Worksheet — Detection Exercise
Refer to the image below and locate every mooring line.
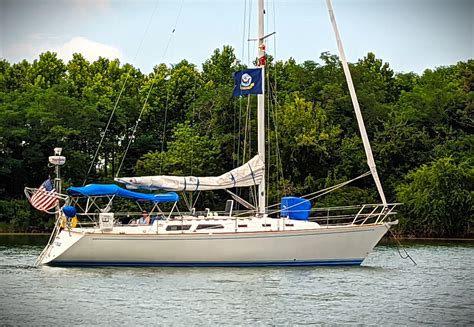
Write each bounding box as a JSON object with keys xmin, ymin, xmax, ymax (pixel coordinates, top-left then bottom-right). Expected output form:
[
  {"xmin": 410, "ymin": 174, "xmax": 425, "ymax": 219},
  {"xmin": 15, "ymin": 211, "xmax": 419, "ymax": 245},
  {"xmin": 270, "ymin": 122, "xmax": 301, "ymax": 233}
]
[{"xmin": 389, "ymin": 228, "xmax": 417, "ymax": 266}]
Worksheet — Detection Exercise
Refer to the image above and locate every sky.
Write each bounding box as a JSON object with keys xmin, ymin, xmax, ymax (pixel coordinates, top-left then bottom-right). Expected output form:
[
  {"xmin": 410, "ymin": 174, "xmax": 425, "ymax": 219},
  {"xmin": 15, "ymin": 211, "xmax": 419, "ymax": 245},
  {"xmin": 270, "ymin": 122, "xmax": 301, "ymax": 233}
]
[{"xmin": 1, "ymin": 0, "xmax": 472, "ymax": 74}]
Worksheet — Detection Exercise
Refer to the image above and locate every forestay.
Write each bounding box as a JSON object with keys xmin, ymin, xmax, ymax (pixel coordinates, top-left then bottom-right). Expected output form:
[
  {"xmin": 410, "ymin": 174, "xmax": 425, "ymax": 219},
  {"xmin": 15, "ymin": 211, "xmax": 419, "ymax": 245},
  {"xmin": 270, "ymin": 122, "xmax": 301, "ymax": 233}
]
[{"xmin": 115, "ymin": 155, "xmax": 264, "ymax": 192}]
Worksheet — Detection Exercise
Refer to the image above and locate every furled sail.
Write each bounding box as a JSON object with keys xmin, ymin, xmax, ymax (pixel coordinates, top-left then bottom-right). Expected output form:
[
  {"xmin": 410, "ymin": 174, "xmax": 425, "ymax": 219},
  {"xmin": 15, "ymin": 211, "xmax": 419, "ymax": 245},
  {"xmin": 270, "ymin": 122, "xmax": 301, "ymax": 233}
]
[{"xmin": 115, "ymin": 155, "xmax": 264, "ymax": 192}]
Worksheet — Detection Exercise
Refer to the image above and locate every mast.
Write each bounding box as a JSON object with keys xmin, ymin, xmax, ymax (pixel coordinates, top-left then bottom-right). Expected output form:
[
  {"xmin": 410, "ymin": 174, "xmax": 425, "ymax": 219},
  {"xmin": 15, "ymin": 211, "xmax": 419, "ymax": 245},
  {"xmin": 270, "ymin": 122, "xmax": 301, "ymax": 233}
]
[
  {"xmin": 325, "ymin": 0, "xmax": 388, "ymax": 207},
  {"xmin": 257, "ymin": 0, "xmax": 266, "ymax": 215}
]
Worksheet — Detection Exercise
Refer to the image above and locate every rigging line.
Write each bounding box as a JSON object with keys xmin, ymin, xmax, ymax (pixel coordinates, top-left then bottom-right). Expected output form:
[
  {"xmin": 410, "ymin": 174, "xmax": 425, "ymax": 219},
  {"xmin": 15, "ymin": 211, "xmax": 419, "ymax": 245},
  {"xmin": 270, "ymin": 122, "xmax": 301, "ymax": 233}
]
[
  {"xmin": 240, "ymin": 97, "xmax": 256, "ymax": 208},
  {"xmin": 264, "ymin": 0, "xmax": 267, "ymax": 29},
  {"xmin": 264, "ymin": 171, "xmax": 372, "ymax": 210},
  {"xmin": 266, "ymin": 0, "xmax": 275, "ymax": 200},
  {"xmin": 388, "ymin": 228, "xmax": 417, "ymax": 266},
  {"xmin": 272, "ymin": 0, "xmax": 276, "ymax": 39},
  {"xmin": 248, "ymin": 95, "xmax": 253, "ymax": 161},
  {"xmin": 266, "ymin": 74, "xmax": 283, "ymax": 194},
  {"xmin": 237, "ymin": 0, "xmax": 249, "ymax": 170},
  {"xmin": 247, "ymin": 0, "xmax": 253, "ymax": 65},
  {"xmin": 232, "ymin": 98, "xmax": 236, "ymax": 168},
  {"xmin": 161, "ymin": 0, "xmax": 185, "ymax": 60},
  {"xmin": 83, "ymin": 67, "xmax": 129, "ymax": 184},
  {"xmin": 181, "ymin": 192, "xmax": 192, "ymax": 211},
  {"xmin": 190, "ymin": 71, "xmax": 197, "ymax": 176},
  {"xmin": 241, "ymin": 0, "xmax": 248, "ymax": 65},
  {"xmin": 159, "ymin": 81, "xmax": 171, "ymax": 175},
  {"xmin": 266, "ymin": 66, "xmax": 271, "ymax": 202},
  {"xmin": 271, "ymin": 0, "xmax": 284, "ymax": 191},
  {"xmin": 188, "ymin": 71, "xmax": 198, "ymax": 208},
  {"xmin": 116, "ymin": 0, "xmax": 184, "ymax": 178},
  {"xmin": 269, "ymin": 82, "xmax": 284, "ymax": 183},
  {"xmin": 235, "ymin": 97, "xmax": 243, "ymax": 211},
  {"xmin": 267, "ymin": 179, "xmax": 365, "ymax": 216},
  {"xmin": 235, "ymin": 0, "xmax": 245, "ymax": 170},
  {"xmin": 236, "ymin": 100, "xmax": 242, "ymax": 210},
  {"xmin": 192, "ymin": 190, "xmax": 201, "ymax": 209},
  {"xmin": 83, "ymin": 0, "xmax": 161, "ymax": 185},
  {"xmin": 242, "ymin": 96, "xmax": 251, "ymax": 163},
  {"xmin": 116, "ymin": 72, "xmax": 159, "ymax": 178},
  {"xmin": 156, "ymin": 0, "xmax": 185, "ymax": 175},
  {"xmin": 273, "ymin": 88, "xmax": 285, "ymax": 191},
  {"xmin": 233, "ymin": 97, "xmax": 237, "ymax": 168},
  {"xmin": 268, "ymin": 90, "xmax": 281, "ymax": 197},
  {"xmin": 237, "ymin": 98, "xmax": 242, "ymax": 167},
  {"xmin": 301, "ymin": 171, "xmax": 371, "ymax": 199}
]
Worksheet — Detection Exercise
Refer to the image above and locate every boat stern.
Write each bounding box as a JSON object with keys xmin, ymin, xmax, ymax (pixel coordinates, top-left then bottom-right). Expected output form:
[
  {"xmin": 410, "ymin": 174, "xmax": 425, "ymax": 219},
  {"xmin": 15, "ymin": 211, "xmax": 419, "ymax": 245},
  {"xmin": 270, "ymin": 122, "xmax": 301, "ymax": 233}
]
[{"xmin": 37, "ymin": 229, "xmax": 84, "ymax": 265}]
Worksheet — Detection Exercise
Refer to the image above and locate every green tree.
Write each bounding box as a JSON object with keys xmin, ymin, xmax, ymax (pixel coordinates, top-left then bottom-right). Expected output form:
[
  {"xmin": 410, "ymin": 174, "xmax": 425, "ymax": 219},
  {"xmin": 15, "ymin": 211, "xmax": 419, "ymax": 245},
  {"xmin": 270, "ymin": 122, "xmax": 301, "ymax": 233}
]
[
  {"xmin": 198, "ymin": 46, "xmax": 242, "ymax": 169},
  {"xmin": 66, "ymin": 53, "xmax": 92, "ymax": 97},
  {"xmin": 276, "ymin": 95, "xmax": 341, "ymax": 190},
  {"xmin": 374, "ymin": 120, "xmax": 433, "ymax": 198},
  {"xmin": 30, "ymin": 51, "xmax": 66, "ymax": 88},
  {"xmin": 3, "ymin": 60, "xmax": 32, "ymax": 91},
  {"xmin": 396, "ymin": 64, "xmax": 470, "ymax": 135},
  {"xmin": 396, "ymin": 158, "xmax": 473, "ymax": 237},
  {"xmin": 136, "ymin": 121, "xmax": 220, "ymax": 177},
  {"xmin": 350, "ymin": 52, "xmax": 396, "ymax": 132}
]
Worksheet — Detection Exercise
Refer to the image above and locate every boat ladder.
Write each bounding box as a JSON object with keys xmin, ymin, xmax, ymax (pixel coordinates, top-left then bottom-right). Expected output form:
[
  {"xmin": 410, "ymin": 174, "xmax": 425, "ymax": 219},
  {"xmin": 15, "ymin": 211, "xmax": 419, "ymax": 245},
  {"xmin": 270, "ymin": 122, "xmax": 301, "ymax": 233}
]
[{"xmin": 35, "ymin": 215, "xmax": 62, "ymax": 266}]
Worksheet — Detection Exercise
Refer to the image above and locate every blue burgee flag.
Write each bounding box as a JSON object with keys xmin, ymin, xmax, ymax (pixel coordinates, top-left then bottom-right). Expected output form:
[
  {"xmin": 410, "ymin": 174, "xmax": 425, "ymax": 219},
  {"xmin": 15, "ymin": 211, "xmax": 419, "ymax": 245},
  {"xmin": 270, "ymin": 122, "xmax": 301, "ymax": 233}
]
[{"xmin": 232, "ymin": 68, "xmax": 263, "ymax": 97}]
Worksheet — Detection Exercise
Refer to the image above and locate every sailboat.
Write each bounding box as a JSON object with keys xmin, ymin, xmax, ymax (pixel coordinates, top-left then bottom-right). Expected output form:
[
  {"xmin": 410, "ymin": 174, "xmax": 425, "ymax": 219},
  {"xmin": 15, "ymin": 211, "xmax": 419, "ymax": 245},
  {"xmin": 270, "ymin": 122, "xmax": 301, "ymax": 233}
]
[{"xmin": 26, "ymin": 0, "xmax": 399, "ymax": 267}]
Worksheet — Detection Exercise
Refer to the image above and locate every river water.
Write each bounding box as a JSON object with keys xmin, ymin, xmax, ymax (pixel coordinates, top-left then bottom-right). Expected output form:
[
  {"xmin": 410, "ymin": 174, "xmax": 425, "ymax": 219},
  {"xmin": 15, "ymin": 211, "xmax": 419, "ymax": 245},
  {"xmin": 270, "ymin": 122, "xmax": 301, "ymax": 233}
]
[{"xmin": 0, "ymin": 235, "xmax": 472, "ymax": 325}]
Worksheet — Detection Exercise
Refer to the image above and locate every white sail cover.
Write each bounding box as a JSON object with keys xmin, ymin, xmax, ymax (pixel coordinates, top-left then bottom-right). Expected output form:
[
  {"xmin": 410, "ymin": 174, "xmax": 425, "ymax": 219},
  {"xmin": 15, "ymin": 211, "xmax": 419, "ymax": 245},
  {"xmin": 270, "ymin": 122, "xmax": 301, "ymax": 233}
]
[{"xmin": 115, "ymin": 155, "xmax": 264, "ymax": 192}]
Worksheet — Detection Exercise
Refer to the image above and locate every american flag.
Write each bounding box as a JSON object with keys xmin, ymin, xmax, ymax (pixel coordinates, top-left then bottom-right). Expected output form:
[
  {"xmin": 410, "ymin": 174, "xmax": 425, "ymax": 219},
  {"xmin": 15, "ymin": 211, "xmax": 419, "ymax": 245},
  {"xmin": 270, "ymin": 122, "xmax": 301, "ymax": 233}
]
[{"xmin": 30, "ymin": 179, "xmax": 59, "ymax": 212}]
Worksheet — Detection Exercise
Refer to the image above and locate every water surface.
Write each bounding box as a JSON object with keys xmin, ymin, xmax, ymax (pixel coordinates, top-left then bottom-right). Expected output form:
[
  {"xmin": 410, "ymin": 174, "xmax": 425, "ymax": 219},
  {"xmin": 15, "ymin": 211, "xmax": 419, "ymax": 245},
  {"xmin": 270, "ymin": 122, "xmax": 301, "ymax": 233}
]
[{"xmin": 1, "ymin": 235, "xmax": 472, "ymax": 325}]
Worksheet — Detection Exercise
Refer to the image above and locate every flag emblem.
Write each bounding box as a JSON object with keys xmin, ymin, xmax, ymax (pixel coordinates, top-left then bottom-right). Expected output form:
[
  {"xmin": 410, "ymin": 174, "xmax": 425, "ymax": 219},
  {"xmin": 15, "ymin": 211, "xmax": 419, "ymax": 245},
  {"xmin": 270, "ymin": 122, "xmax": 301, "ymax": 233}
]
[
  {"xmin": 232, "ymin": 68, "xmax": 263, "ymax": 96},
  {"xmin": 240, "ymin": 73, "xmax": 253, "ymax": 89},
  {"xmin": 29, "ymin": 179, "xmax": 59, "ymax": 212}
]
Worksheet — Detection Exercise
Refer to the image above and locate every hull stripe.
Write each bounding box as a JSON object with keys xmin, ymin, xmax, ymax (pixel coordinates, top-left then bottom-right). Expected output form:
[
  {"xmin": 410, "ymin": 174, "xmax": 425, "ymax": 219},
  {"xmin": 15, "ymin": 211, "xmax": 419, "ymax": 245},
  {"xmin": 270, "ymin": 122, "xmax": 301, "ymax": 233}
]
[
  {"xmin": 47, "ymin": 259, "xmax": 364, "ymax": 267},
  {"xmin": 89, "ymin": 228, "xmax": 378, "ymax": 241}
]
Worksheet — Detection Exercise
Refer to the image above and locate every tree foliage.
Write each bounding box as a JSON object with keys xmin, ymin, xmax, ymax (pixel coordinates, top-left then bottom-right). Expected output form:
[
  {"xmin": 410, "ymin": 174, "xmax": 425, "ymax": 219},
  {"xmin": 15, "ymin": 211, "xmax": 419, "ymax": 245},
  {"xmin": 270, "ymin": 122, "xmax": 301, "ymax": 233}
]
[
  {"xmin": 396, "ymin": 158, "xmax": 473, "ymax": 237},
  {"xmin": 0, "ymin": 48, "xmax": 471, "ymax": 236},
  {"xmin": 136, "ymin": 121, "xmax": 219, "ymax": 176}
]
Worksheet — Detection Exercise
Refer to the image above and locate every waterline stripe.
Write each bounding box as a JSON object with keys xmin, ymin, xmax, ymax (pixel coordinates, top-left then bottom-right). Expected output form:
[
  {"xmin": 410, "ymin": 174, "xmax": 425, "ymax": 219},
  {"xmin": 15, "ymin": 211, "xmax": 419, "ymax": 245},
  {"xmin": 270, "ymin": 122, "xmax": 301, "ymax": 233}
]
[{"xmin": 48, "ymin": 259, "xmax": 364, "ymax": 267}]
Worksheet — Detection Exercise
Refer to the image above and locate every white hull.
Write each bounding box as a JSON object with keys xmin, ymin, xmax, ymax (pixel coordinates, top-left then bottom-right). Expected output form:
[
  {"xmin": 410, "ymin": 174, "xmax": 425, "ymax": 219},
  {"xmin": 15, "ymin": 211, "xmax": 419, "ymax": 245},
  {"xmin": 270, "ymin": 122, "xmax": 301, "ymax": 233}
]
[{"xmin": 40, "ymin": 222, "xmax": 391, "ymax": 267}]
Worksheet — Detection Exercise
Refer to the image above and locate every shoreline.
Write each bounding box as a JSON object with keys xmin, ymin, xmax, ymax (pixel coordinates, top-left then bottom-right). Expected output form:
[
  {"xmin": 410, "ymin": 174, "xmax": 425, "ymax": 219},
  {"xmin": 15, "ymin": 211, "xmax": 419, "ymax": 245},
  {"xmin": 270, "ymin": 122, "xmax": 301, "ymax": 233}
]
[
  {"xmin": 0, "ymin": 232, "xmax": 51, "ymax": 236},
  {"xmin": 381, "ymin": 237, "xmax": 474, "ymax": 242}
]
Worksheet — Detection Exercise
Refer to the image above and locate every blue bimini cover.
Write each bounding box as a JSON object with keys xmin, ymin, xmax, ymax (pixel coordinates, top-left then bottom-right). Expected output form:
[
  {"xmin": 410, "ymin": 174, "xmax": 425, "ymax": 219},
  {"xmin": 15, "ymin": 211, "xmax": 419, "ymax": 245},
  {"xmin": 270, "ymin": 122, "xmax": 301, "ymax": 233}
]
[
  {"xmin": 281, "ymin": 196, "xmax": 312, "ymax": 220},
  {"xmin": 67, "ymin": 184, "xmax": 179, "ymax": 203}
]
